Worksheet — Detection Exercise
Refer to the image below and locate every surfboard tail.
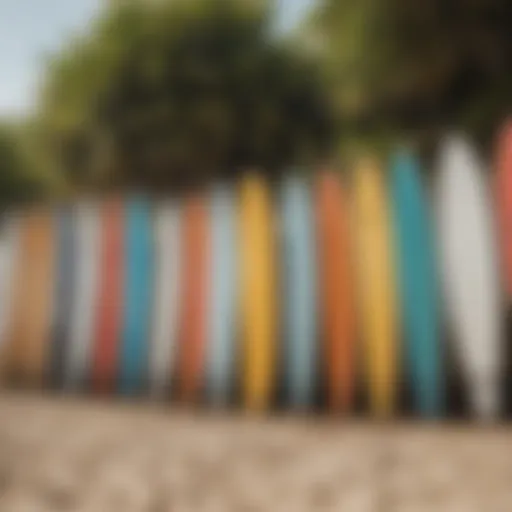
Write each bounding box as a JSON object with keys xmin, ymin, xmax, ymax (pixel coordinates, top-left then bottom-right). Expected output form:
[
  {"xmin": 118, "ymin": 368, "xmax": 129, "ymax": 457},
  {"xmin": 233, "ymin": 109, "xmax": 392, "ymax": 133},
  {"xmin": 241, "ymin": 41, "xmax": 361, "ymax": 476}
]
[{"xmin": 470, "ymin": 373, "xmax": 500, "ymax": 420}]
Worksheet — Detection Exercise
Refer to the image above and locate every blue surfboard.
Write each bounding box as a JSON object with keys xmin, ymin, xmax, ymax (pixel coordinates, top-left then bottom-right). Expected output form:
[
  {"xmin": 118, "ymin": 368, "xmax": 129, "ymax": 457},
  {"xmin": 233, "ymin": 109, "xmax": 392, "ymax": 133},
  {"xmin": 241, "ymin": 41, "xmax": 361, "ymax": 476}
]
[
  {"xmin": 50, "ymin": 207, "xmax": 75, "ymax": 389},
  {"xmin": 119, "ymin": 199, "xmax": 153, "ymax": 394},
  {"xmin": 391, "ymin": 151, "xmax": 442, "ymax": 417},
  {"xmin": 281, "ymin": 174, "xmax": 317, "ymax": 409},
  {"xmin": 207, "ymin": 185, "xmax": 237, "ymax": 405}
]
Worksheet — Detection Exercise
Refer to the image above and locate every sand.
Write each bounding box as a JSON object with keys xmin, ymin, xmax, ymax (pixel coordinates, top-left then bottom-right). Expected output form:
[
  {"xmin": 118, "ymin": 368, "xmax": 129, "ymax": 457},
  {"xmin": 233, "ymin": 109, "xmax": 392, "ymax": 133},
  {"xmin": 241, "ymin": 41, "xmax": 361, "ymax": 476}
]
[{"xmin": 0, "ymin": 392, "xmax": 511, "ymax": 511}]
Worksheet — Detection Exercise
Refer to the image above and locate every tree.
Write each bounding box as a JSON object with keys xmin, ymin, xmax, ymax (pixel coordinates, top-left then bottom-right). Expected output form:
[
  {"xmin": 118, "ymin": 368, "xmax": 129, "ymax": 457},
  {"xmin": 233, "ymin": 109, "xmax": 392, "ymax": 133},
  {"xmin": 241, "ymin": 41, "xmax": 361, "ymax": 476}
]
[
  {"xmin": 311, "ymin": 0, "xmax": 512, "ymax": 152},
  {"xmin": 39, "ymin": 0, "xmax": 334, "ymax": 192},
  {"xmin": 0, "ymin": 124, "xmax": 58, "ymax": 206}
]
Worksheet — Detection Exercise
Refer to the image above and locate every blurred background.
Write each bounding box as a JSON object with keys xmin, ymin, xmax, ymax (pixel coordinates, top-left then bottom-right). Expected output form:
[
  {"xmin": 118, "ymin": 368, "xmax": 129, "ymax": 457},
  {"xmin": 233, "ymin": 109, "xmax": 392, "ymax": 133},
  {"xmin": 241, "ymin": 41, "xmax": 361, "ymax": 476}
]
[
  {"xmin": 1, "ymin": 0, "xmax": 511, "ymax": 204},
  {"xmin": 1, "ymin": 2, "xmax": 512, "ymax": 510}
]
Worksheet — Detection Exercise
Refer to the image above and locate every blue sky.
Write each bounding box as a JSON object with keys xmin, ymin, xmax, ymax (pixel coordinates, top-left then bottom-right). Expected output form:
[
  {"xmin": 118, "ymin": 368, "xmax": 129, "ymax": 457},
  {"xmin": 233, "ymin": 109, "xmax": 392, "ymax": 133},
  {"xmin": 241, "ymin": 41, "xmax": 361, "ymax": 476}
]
[{"xmin": 0, "ymin": 0, "xmax": 314, "ymax": 118}]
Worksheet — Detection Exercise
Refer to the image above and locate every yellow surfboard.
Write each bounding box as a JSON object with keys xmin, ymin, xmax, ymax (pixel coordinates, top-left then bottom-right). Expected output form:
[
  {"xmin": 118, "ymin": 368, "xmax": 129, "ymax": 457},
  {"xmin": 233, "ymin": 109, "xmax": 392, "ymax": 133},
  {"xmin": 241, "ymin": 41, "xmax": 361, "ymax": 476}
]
[
  {"xmin": 352, "ymin": 159, "xmax": 398, "ymax": 417},
  {"xmin": 238, "ymin": 173, "xmax": 277, "ymax": 411}
]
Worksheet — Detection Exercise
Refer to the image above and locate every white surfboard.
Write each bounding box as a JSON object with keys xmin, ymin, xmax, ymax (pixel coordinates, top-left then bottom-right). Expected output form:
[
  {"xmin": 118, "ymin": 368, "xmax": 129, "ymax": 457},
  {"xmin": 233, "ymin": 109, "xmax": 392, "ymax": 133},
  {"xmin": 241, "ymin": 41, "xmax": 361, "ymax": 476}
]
[
  {"xmin": 207, "ymin": 185, "xmax": 238, "ymax": 405},
  {"xmin": 0, "ymin": 213, "xmax": 20, "ymax": 349},
  {"xmin": 65, "ymin": 202, "xmax": 101, "ymax": 390},
  {"xmin": 149, "ymin": 201, "xmax": 182, "ymax": 397},
  {"xmin": 437, "ymin": 134, "xmax": 502, "ymax": 419}
]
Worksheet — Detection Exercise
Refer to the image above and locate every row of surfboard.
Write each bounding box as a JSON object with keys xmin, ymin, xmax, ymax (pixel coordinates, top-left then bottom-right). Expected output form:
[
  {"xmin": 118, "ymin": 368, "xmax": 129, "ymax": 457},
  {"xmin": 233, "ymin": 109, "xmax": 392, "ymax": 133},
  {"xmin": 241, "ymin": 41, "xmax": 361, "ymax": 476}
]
[{"xmin": 0, "ymin": 130, "xmax": 512, "ymax": 419}]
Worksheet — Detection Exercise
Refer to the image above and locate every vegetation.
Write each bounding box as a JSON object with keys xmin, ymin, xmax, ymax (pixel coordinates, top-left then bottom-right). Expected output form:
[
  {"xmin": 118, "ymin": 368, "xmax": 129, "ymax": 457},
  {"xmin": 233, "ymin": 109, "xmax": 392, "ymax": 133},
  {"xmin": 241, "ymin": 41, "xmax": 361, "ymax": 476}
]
[
  {"xmin": 1, "ymin": 0, "xmax": 512, "ymax": 201},
  {"xmin": 311, "ymin": 0, "xmax": 512, "ymax": 153},
  {"xmin": 0, "ymin": 123, "xmax": 58, "ymax": 206},
  {"xmin": 38, "ymin": 0, "xmax": 334, "ymax": 192}
]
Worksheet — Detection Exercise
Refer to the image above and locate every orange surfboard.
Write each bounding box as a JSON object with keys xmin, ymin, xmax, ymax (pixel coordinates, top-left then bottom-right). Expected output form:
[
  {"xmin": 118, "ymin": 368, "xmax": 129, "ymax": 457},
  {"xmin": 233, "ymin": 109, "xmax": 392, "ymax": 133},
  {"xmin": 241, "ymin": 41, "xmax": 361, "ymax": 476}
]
[
  {"xmin": 178, "ymin": 196, "xmax": 209, "ymax": 403},
  {"xmin": 92, "ymin": 200, "xmax": 124, "ymax": 393},
  {"xmin": 495, "ymin": 120, "xmax": 512, "ymax": 298},
  {"xmin": 7, "ymin": 209, "xmax": 55, "ymax": 387},
  {"xmin": 315, "ymin": 172, "xmax": 355, "ymax": 412}
]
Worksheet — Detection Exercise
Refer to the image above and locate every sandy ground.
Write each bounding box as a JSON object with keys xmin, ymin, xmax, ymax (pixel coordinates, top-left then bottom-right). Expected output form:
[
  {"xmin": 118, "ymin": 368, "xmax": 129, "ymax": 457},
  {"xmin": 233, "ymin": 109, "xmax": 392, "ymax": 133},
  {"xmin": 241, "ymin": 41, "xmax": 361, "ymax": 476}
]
[{"xmin": 0, "ymin": 393, "xmax": 511, "ymax": 511}]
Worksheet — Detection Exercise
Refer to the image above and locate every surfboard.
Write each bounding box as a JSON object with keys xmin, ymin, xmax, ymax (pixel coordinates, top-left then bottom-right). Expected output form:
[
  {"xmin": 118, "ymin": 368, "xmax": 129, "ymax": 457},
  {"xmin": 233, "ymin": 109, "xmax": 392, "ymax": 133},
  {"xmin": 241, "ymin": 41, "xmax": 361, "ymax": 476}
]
[
  {"xmin": 437, "ymin": 135, "xmax": 502, "ymax": 419},
  {"xmin": 118, "ymin": 198, "xmax": 153, "ymax": 394},
  {"xmin": 0, "ymin": 214, "xmax": 20, "ymax": 350},
  {"xmin": 353, "ymin": 159, "xmax": 398, "ymax": 417},
  {"xmin": 150, "ymin": 200, "xmax": 181, "ymax": 398},
  {"xmin": 179, "ymin": 196, "xmax": 209, "ymax": 403},
  {"xmin": 281, "ymin": 174, "xmax": 317, "ymax": 409},
  {"xmin": 12, "ymin": 209, "xmax": 55, "ymax": 387},
  {"xmin": 0, "ymin": 213, "xmax": 21, "ymax": 380},
  {"xmin": 238, "ymin": 173, "xmax": 277, "ymax": 411},
  {"xmin": 495, "ymin": 120, "xmax": 512, "ymax": 298},
  {"xmin": 207, "ymin": 185, "xmax": 237, "ymax": 406},
  {"xmin": 49, "ymin": 207, "xmax": 75, "ymax": 389},
  {"xmin": 315, "ymin": 171, "xmax": 355, "ymax": 412},
  {"xmin": 65, "ymin": 201, "xmax": 101, "ymax": 390},
  {"xmin": 391, "ymin": 151, "xmax": 442, "ymax": 417},
  {"xmin": 92, "ymin": 200, "xmax": 124, "ymax": 393}
]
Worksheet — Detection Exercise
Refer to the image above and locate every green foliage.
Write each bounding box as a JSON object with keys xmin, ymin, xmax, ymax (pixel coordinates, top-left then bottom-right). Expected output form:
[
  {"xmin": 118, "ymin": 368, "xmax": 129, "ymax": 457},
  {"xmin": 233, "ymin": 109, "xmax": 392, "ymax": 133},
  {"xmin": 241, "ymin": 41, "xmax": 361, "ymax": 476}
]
[
  {"xmin": 39, "ymin": 0, "xmax": 334, "ymax": 191},
  {"xmin": 0, "ymin": 124, "xmax": 57, "ymax": 206},
  {"xmin": 313, "ymin": 0, "xmax": 512, "ymax": 150}
]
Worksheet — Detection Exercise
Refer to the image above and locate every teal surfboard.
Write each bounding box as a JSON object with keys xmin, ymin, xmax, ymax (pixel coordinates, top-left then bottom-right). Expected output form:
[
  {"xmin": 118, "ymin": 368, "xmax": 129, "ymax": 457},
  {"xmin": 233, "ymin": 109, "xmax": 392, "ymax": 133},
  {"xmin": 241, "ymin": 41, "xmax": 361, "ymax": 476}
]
[
  {"xmin": 281, "ymin": 174, "xmax": 317, "ymax": 408},
  {"xmin": 391, "ymin": 151, "xmax": 442, "ymax": 416},
  {"xmin": 119, "ymin": 199, "xmax": 153, "ymax": 394},
  {"xmin": 207, "ymin": 185, "xmax": 237, "ymax": 405}
]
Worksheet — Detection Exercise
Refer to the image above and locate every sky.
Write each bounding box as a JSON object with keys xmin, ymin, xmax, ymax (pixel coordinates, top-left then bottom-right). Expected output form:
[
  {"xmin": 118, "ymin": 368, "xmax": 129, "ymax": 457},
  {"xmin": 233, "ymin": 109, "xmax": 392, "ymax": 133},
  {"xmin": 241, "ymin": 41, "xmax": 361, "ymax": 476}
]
[{"xmin": 0, "ymin": 0, "xmax": 314, "ymax": 118}]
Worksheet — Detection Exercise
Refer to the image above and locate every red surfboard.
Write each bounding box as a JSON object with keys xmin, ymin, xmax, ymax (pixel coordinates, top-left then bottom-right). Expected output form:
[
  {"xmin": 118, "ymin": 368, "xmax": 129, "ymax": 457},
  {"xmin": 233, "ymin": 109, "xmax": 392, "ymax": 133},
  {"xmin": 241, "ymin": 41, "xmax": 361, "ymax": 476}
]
[
  {"xmin": 315, "ymin": 171, "xmax": 355, "ymax": 412},
  {"xmin": 92, "ymin": 200, "xmax": 124, "ymax": 393},
  {"xmin": 178, "ymin": 196, "xmax": 209, "ymax": 403},
  {"xmin": 495, "ymin": 120, "xmax": 512, "ymax": 298}
]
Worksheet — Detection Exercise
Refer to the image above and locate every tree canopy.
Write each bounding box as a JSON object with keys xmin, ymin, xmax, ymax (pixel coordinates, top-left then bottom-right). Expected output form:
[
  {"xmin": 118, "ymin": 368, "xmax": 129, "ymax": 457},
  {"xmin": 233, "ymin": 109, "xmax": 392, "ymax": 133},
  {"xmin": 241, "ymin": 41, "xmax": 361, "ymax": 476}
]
[
  {"xmin": 0, "ymin": 123, "xmax": 58, "ymax": 206},
  {"xmin": 39, "ymin": 0, "xmax": 334, "ymax": 192},
  {"xmin": 3, "ymin": 0, "xmax": 512, "ymax": 204},
  {"xmin": 311, "ymin": 0, "xmax": 512, "ymax": 151}
]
